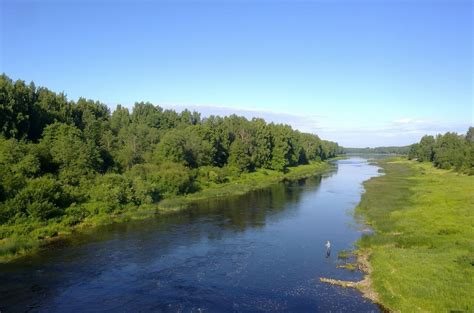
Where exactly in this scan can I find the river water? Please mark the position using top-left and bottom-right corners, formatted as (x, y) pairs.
(0, 157), (381, 312)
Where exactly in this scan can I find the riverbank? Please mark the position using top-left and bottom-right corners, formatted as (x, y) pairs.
(0, 160), (333, 263)
(355, 158), (474, 311)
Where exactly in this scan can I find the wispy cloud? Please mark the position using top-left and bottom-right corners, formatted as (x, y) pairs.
(320, 118), (471, 147)
(162, 103), (327, 132)
(159, 103), (471, 148)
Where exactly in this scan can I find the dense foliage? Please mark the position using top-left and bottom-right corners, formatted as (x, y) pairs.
(0, 74), (341, 234)
(408, 128), (473, 174)
(343, 146), (411, 155)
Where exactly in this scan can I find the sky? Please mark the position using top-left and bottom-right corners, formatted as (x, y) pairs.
(1, 0), (472, 147)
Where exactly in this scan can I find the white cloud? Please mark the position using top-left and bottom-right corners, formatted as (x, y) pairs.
(159, 103), (471, 148)
(394, 117), (414, 124)
(162, 103), (327, 132)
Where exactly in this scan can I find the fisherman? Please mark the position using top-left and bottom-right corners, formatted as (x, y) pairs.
(325, 240), (331, 257)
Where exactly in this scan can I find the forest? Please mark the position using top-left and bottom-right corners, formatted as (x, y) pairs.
(408, 128), (473, 174)
(0, 74), (341, 256)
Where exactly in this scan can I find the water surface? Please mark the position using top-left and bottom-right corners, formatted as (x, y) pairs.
(0, 157), (381, 312)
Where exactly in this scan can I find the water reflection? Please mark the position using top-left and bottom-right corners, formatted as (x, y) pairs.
(187, 175), (325, 232)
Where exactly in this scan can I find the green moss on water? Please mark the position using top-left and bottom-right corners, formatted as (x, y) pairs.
(356, 158), (474, 311)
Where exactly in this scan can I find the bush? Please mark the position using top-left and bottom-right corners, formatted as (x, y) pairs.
(154, 162), (195, 196)
(89, 173), (134, 211)
(196, 166), (228, 187)
(62, 204), (89, 226)
(129, 162), (195, 198)
(222, 165), (241, 180)
(0, 137), (41, 200)
(131, 176), (161, 204)
(9, 176), (69, 221)
(0, 200), (20, 224)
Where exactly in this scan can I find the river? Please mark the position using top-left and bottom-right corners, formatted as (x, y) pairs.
(0, 157), (381, 312)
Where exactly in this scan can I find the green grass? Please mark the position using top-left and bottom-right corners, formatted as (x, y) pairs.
(0, 161), (332, 262)
(356, 158), (474, 312)
(338, 249), (351, 260)
(337, 262), (357, 271)
(187, 161), (332, 201)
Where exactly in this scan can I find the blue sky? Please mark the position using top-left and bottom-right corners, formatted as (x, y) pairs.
(1, 0), (472, 147)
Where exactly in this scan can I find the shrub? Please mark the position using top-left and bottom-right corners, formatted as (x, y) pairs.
(89, 173), (134, 211)
(9, 176), (70, 221)
(131, 176), (161, 204)
(154, 162), (195, 196)
(62, 204), (89, 226)
(196, 166), (228, 186)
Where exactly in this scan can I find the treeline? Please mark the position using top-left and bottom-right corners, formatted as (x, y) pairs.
(408, 128), (473, 175)
(344, 146), (411, 155)
(0, 74), (341, 229)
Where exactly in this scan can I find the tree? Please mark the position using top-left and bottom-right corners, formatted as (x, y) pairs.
(0, 74), (345, 243)
(0, 137), (40, 202)
(131, 102), (163, 129)
(202, 116), (231, 167)
(40, 122), (102, 184)
(9, 176), (70, 221)
(153, 127), (212, 168)
(270, 124), (297, 171)
(129, 162), (194, 198)
(89, 174), (135, 212)
(110, 105), (131, 134)
(228, 137), (254, 172)
(418, 135), (435, 162)
(180, 109), (201, 125)
(252, 118), (273, 168)
(74, 98), (110, 129)
(300, 133), (322, 162)
(0, 75), (33, 139)
(466, 127), (474, 143)
(408, 143), (419, 160)
(433, 132), (468, 170)
(29, 88), (72, 141)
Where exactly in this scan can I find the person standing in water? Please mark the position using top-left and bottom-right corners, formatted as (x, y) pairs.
(325, 240), (331, 257)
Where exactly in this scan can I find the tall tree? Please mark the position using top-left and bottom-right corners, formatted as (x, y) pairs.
(418, 135), (435, 162)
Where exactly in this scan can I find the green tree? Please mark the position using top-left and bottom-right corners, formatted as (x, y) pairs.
(466, 127), (474, 143)
(0, 74), (346, 244)
(180, 109), (201, 125)
(270, 124), (297, 171)
(433, 132), (468, 170)
(252, 118), (273, 168)
(228, 137), (254, 172)
(153, 127), (212, 168)
(131, 102), (163, 129)
(110, 105), (131, 133)
(29, 88), (72, 141)
(0, 75), (33, 139)
(408, 143), (419, 160)
(154, 162), (194, 196)
(417, 135), (435, 162)
(9, 176), (70, 221)
(0, 137), (40, 201)
(40, 122), (102, 184)
(89, 174), (135, 212)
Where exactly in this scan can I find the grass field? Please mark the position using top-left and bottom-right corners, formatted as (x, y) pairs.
(0, 161), (332, 262)
(356, 158), (474, 312)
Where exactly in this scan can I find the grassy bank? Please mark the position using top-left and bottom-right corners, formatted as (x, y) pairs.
(0, 160), (332, 263)
(356, 158), (474, 311)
